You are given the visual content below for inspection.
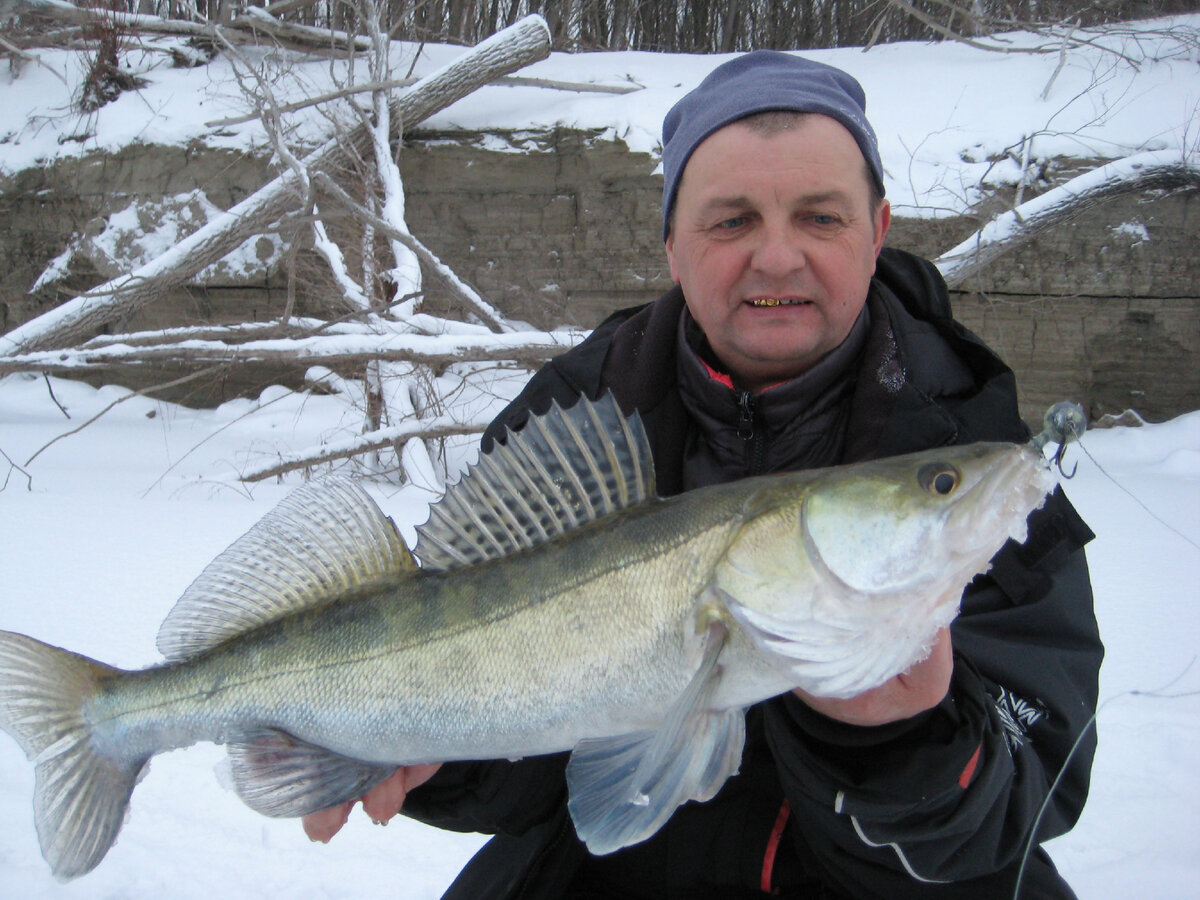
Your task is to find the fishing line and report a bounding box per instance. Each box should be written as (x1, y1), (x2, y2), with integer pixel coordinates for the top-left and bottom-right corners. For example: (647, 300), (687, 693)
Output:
(1012, 657), (1200, 900)
(1014, 403), (1197, 897)
(1032, 400), (1199, 553)
(1074, 440), (1200, 554)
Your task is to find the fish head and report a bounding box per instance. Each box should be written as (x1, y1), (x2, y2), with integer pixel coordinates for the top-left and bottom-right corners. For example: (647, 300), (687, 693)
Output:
(801, 442), (1055, 596)
(714, 442), (1056, 698)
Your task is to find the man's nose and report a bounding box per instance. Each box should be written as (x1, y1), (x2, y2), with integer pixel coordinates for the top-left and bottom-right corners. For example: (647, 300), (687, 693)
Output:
(750, 222), (807, 276)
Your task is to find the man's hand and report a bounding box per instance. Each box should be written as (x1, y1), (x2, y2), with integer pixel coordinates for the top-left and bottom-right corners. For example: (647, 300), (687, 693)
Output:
(302, 763), (442, 843)
(793, 627), (954, 727)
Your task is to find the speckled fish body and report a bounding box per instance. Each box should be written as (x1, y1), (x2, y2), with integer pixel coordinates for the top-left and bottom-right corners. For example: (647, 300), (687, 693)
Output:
(0, 394), (1054, 879)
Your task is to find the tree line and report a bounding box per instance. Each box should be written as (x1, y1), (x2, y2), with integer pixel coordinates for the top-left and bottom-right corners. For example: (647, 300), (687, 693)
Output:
(126, 0), (1200, 51)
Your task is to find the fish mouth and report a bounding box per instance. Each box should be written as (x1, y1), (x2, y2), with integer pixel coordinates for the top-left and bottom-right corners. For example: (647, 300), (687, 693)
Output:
(945, 445), (1056, 552)
(745, 297), (811, 308)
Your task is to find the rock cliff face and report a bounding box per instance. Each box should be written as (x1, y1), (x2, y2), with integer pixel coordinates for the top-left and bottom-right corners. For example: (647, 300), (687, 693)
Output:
(2, 129), (1196, 423)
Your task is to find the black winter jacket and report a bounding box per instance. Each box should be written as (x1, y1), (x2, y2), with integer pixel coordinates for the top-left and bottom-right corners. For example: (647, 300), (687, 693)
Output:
(404, 248), (1102, 900)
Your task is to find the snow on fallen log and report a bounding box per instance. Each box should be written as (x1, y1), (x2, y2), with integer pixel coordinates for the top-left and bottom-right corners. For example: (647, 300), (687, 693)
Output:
(935, 149), (1200, 289)
(0, 15), (552, 357)
(0, 329), (584, 377)
(206, 74), (641, 128)
(75, 313), (504, 348)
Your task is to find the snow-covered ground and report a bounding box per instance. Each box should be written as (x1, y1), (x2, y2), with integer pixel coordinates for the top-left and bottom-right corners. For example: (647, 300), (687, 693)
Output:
(0, 373), (1198, 898)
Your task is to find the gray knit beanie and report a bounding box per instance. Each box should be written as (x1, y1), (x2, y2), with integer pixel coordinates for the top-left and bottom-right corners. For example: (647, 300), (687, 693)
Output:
(661, 50), (885, 239)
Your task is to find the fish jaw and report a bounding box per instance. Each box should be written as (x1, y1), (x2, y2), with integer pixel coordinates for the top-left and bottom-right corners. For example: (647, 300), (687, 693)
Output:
(714, 443), (1056, 699)
(943, 442), (1057, 552)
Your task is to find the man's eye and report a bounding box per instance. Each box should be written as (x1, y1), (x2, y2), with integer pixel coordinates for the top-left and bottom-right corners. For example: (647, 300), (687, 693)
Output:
(811, 214), (841, 226)
(716, 216), (748, 230)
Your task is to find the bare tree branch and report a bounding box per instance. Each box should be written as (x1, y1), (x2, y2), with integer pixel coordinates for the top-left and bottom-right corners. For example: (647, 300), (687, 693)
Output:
(203, 73), (641, 128)
(313, 173), (513, 332)
(1, 445), (34, 492)
(21, 364), (230, 466)
(0, 32), (70, 85)
(241, 413), (495, 482)
(883, 0), (1044, 53)
(11, 0), (372, 53)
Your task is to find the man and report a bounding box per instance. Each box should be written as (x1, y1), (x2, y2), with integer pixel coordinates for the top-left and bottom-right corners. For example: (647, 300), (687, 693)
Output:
(305, 51), (1102, 899)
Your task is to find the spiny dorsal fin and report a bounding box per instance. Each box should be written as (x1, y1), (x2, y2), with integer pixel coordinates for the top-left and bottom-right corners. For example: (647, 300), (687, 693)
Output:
(156, 478), (415, 661)
(413, 392), (655, 572)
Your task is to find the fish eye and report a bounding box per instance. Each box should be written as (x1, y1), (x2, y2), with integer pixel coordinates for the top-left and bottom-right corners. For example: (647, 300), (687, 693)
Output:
(917, 463), (960, 495)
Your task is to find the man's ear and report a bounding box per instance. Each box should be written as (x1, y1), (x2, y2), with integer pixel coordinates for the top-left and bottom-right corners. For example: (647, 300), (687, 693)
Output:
(872, 199), (891, 259)
(665, 232), (681, 285)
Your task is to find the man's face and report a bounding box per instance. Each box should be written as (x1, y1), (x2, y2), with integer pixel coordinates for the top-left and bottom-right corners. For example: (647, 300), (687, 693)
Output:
(665, 115), (890, 392)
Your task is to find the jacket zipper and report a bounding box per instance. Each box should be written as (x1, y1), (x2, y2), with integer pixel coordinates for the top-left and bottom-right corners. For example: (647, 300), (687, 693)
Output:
(737, 390), (767, 476)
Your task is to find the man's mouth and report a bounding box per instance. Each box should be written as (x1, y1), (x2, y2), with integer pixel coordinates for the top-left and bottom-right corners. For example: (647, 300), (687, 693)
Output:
(746, 297), (810, 308)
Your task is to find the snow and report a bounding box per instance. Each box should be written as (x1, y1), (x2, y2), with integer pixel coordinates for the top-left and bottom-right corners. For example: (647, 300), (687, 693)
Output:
(31, 192), (286, 291)
(1, 15), (1196, 220)
(0, 374), (1198, 898)
(0, 373), (514, 897)
(1, 12), (1199, 898)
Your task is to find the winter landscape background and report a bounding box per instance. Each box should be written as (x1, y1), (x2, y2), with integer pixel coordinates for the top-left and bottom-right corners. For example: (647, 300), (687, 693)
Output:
(1, 12), (1199, 898)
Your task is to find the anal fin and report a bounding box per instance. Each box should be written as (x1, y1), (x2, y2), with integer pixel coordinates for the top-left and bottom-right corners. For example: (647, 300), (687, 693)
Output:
(564, 623), (745, 855)
(227, 729), (395, 818)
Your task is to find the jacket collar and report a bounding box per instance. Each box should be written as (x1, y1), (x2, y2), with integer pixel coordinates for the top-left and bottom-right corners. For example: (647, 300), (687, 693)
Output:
(589, 249), (1025, 489)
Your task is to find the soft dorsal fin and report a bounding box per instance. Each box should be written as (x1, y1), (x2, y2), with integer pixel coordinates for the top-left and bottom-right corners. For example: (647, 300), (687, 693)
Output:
(156, 478), (415, 661)
(413, 392), (655, 572)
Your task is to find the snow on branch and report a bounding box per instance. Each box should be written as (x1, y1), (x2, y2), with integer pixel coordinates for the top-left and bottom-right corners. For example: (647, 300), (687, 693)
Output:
(0, 15), (552, 357)
(935, 149), (1200, 289)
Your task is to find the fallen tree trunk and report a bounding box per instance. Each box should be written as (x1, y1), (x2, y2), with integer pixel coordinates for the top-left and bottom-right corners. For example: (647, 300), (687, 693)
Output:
(13, 0), (373, 53)
(0, 14), (552, 356)
(205, 73), (642, 128)
(935, 149), (1200, 288)
(0, 329), (582, 377)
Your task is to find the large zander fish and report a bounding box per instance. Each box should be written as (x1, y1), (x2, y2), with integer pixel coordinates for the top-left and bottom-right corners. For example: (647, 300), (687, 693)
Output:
(0, 394), (1056, 880)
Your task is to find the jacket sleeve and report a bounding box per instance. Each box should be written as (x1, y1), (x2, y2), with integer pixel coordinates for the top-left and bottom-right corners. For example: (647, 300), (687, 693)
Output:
(762, 488), (1102, 895)
(401, 754), (569, 837)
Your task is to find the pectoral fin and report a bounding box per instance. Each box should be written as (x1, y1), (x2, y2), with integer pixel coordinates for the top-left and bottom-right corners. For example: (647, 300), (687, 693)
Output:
(227, 729), (395, 818)
(719, 586), (890, 699)
(564, 623), (744, 855)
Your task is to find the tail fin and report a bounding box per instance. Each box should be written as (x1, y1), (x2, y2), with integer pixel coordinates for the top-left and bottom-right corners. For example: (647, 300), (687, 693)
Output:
(0, 630), (144, 881)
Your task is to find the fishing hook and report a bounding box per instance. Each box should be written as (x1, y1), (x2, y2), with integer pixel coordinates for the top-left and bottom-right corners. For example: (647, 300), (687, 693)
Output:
(1030, 401), (1087, 478)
